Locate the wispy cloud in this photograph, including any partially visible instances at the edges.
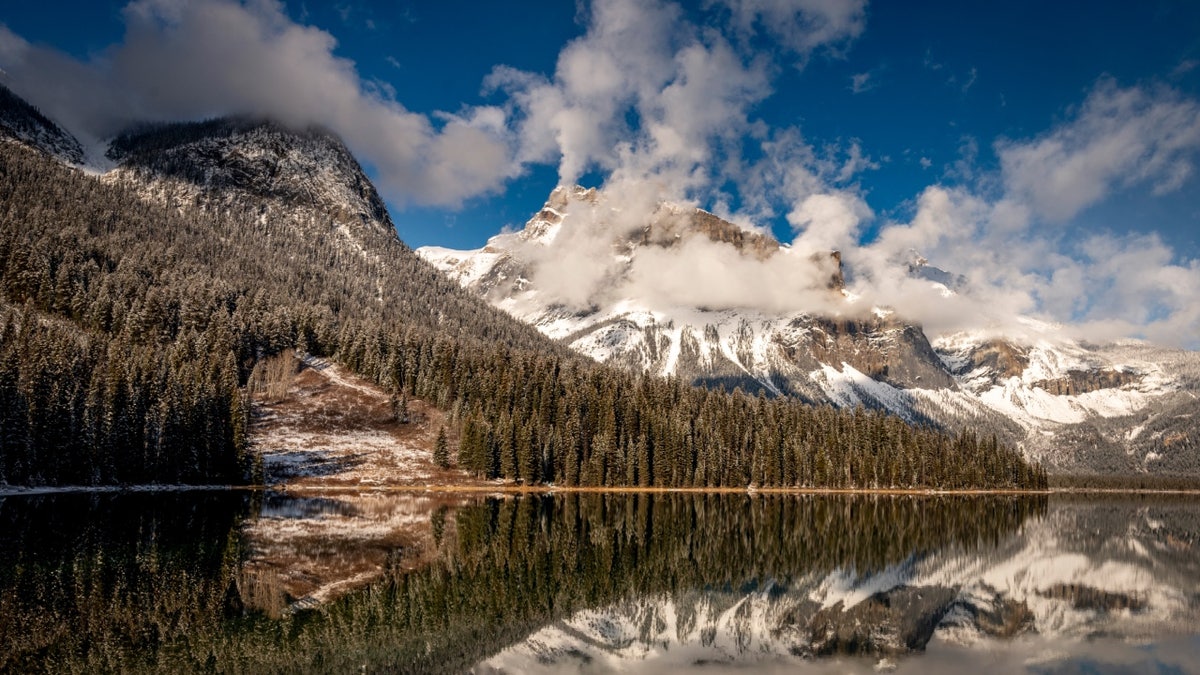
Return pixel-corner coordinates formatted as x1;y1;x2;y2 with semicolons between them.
961;66;976;93
1172;59;1197;78
486;0;869;201
481;0;874;313
997;78;1200;223
850;71;874;93
711;0;867;61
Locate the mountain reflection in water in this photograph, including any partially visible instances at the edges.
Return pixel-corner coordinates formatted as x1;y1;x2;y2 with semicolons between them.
1;491;1198;673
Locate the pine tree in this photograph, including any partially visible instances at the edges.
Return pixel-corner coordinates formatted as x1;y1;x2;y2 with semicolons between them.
433;425;450;469
392;392;410;424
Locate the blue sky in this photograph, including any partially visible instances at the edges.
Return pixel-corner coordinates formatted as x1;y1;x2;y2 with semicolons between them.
2;0;1199;344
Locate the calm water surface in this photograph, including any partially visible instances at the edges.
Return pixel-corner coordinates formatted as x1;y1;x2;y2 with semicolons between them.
1;491;1198;673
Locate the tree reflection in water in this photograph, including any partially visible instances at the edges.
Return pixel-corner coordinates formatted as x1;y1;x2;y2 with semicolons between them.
3;491;1199;674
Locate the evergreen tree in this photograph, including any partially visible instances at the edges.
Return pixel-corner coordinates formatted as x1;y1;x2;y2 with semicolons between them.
433;426;450;469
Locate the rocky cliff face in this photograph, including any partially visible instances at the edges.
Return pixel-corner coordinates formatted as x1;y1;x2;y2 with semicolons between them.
419;187;1200;475
420;185;937;400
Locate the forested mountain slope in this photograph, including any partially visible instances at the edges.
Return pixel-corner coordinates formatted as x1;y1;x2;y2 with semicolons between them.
0;87;1045;490
0;84;83;164
0;117;567;485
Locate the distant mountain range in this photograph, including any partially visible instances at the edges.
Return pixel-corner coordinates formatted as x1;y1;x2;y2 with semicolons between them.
419;186;1200;475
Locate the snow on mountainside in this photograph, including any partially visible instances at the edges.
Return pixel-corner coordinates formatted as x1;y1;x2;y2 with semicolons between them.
0;84;84;164
420;186;945;407
100;118;402;303
419;187;1200;475
104;117;392;233
2;72;1191;476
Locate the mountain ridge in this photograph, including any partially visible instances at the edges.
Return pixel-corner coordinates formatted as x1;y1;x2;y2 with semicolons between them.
0;83;84;164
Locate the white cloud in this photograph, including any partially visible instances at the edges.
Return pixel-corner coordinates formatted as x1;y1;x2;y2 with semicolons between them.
1062;233;1200;345
488;0;781;199
478;0;878;318
0;0;515;207
788;192;871;254
997;78;1200;223
840;81;1200;347
508;190;847;316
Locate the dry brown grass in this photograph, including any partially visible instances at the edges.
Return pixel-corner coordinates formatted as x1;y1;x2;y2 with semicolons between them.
249;357;488;489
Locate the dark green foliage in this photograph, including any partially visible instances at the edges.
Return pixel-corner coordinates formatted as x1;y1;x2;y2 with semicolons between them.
392;392;410;424
0;138;556;486
336;327;1048;489
433;425;450;469
0;308;248;484
0;491;252;673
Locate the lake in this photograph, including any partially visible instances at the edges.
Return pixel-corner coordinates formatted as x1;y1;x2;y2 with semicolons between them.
1;490;1198;673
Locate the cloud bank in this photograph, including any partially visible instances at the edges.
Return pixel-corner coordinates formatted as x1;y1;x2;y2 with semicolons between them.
472;0;876;319
853;80;1200;345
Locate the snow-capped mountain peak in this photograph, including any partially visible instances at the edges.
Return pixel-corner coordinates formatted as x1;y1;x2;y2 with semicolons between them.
419;187;1200;475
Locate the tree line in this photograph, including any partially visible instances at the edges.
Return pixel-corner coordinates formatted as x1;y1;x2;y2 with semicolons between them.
338;324;1046;489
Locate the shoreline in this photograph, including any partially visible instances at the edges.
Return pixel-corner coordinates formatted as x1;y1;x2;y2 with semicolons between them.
4;483;1200;497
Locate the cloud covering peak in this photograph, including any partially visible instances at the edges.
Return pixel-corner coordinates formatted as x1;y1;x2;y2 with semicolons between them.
1;0;514;207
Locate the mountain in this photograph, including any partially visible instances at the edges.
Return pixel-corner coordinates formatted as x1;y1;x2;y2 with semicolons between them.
420;186;951;404
418;187;1200;476
0;93;569;485
0;84;84;164
105;117;391;235
97;116;572;354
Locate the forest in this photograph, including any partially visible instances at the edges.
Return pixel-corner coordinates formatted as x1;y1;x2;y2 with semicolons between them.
0;125;1046;489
